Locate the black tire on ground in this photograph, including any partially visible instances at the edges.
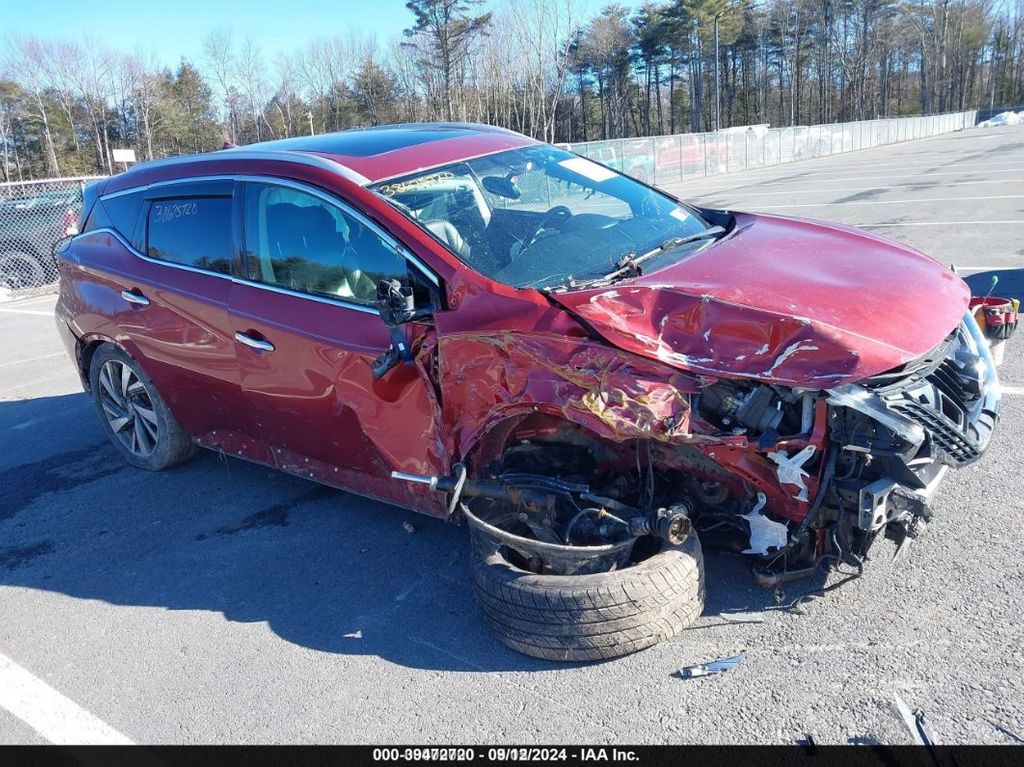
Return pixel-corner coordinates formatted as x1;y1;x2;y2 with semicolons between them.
470;533;705;662
89;344;197;471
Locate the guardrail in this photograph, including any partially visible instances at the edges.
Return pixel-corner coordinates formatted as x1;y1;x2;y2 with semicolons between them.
561;111;978;187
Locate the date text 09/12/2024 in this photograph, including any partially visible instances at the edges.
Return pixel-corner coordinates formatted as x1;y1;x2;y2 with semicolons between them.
371;748;640;762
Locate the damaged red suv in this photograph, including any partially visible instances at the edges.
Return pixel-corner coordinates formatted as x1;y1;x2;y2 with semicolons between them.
56;123;1001;661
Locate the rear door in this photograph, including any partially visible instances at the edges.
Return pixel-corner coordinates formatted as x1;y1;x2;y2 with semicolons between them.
228;179;447;513
82;180;245;441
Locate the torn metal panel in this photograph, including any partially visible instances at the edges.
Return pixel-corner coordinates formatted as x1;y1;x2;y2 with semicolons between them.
437;331;704;460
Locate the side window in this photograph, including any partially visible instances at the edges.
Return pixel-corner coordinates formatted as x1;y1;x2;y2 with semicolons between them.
85;191;146;250
146;197;233;274
242;183;408;306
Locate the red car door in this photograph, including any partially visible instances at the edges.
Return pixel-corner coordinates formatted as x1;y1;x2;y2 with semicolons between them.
226;179;447;514
74;180;245;441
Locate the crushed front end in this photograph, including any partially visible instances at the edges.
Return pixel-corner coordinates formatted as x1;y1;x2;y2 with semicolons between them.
421;302;1001;588
735;311;1001;582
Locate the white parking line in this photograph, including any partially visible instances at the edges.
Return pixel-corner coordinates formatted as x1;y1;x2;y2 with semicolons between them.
758;194;1024;209
1002;386;1024;396
955;266;1023;272
860;220;1024;227
796;164;1024;174
0;308;53;317
744;170;1024;185
0;352;64;370
799;168;1024;179
687;179;1023;198
0;650;134;745
5;295;58;307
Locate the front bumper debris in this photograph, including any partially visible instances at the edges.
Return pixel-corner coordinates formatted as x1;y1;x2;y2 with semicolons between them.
823;311;1001;555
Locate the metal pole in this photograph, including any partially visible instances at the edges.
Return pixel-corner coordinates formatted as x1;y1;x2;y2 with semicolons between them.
989;44;996;113
789;11;797;127
714;15;721;132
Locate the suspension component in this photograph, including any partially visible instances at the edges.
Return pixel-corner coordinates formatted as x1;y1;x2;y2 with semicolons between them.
629;502;693;545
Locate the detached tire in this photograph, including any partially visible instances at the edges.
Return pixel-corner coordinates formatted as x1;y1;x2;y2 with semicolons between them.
471;534;704;662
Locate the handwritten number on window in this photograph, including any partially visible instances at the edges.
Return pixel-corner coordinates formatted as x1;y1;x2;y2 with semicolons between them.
153;201;198;224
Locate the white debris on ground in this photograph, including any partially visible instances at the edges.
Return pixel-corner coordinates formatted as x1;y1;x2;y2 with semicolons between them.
976;110;1024;128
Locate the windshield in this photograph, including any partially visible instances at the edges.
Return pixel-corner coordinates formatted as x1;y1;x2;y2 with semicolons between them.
371;144;715;290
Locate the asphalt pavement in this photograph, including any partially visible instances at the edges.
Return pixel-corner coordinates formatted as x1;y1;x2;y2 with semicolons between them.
1;124;1022;745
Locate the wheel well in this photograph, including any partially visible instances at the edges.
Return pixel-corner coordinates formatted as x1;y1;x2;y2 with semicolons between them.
465;412;630;482
79;339;112;387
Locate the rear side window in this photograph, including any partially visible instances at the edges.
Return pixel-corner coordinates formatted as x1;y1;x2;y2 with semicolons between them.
84;191;145;248
146;197;233;274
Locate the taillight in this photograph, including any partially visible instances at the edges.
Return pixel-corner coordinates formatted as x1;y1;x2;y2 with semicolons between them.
63;209;79;236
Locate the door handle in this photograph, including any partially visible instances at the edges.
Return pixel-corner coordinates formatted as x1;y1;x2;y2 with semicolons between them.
121;289;149;306
234;331;275;352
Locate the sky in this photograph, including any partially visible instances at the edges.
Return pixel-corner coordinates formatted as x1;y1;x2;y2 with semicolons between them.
4;0;640;70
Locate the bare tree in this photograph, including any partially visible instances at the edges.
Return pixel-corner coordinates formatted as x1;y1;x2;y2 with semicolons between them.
3;36;60;175
203;29;238;143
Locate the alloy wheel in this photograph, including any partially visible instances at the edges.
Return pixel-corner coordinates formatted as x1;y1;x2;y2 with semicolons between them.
97;359;159;457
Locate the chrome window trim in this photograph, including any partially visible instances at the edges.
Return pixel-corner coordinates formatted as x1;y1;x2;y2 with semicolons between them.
80;227;235;281
76;227;379;316
238;175;440;288
231;275;380;315
115;149;370;186
99;175;237;199
97;175;438;289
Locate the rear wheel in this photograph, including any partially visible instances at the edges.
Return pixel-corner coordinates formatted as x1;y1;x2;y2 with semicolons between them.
89;345;196;471
470;532;705;662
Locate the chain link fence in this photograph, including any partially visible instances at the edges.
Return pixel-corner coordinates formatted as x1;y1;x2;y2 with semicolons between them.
561;110;978;188
0;177;104;300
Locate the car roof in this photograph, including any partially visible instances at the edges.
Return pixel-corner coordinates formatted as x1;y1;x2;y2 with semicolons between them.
108;123;540;192
236;123;539;184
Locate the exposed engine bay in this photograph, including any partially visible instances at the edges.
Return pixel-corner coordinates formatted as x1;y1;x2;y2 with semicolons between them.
394;312;1001;584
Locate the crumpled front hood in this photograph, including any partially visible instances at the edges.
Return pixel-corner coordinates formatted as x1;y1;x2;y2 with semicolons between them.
550;212;970;387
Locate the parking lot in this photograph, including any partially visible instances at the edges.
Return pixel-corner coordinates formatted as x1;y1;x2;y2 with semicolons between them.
1;124;1022;745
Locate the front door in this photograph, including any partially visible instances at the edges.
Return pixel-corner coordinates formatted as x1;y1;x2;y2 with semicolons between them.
228;179;447;514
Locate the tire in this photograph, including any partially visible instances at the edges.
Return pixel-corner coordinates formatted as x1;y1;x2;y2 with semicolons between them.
88;344;197;471
0;249;46;290
471;533;705;662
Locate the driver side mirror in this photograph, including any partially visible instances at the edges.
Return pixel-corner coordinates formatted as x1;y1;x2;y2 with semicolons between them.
371;278;417;379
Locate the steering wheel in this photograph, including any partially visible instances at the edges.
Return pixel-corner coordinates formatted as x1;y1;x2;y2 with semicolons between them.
520;205;572;252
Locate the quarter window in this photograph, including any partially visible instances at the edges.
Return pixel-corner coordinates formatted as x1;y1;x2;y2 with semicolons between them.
85;191;145;249
242;183;408;306
146;197;233;274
